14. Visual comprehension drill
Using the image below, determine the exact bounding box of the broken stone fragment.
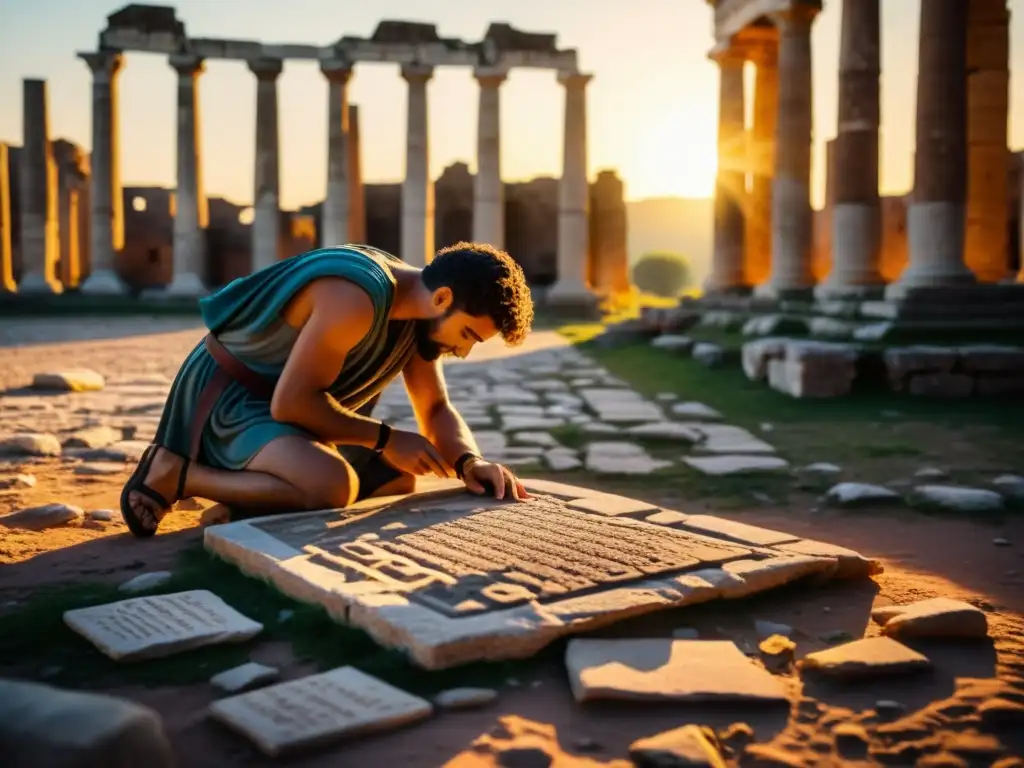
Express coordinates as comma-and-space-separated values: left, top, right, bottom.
824, 482, 902, 507
0, 502, 84, 530
0, 432, 62, 457
629, 724, 726, 768
433, 687, 498, 710
908, 485, 1005, 513
0, 678, 174, 767
118, 571, 173, 594
0, 473, 36, 489
31, 368, 106, 392
565, 638, 787, 704
63, 425, 121, 449
870, 597, 989, 640
798, 637, 931, 679
209, 662, 280, 694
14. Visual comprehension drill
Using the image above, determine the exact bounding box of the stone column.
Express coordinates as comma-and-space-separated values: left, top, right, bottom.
817, 0, 883, 298
348, 104, 366, 242
747, 40, 778, 287
705, 48, 747, 294
473, 69, 506, 248
78, 51, 126, 294
57, 172, 82, 289
168, 53, 207, 295
401, 64, 434, 267
249, 58, 283, 272
0, 143, 14, 293
321, 59, 352, 248
19, 79, 61, 294
964, 0, 1010, 282
886, 0, 973, 298
548, 72, 596, 308
756, 5, 818, 298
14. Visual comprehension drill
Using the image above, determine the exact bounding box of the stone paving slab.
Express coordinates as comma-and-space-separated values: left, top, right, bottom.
204, 481, 881, 670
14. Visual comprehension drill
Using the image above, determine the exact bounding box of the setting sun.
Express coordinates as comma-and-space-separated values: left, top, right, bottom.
627, 117, 718, 200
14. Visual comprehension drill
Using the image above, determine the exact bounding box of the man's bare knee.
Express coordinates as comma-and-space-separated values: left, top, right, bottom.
304, 462, 359, 510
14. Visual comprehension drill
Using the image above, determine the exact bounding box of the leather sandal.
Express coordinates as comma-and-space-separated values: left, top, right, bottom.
119, 444, 190, 538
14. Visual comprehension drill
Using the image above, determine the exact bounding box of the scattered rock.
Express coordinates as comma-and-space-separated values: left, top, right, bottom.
433, 687, 498, 710
692, 343, 726, 367
0, 432, 62, 457
31, 368, 106, 392
908, 485, 1004, 513
0, 473, 36, 489
0, 502, 84, 530
875, 700, 906, 721
209, 662, 280, 694
63, 425, 121, 449
74, 461, 126, 476
88, 509, 115, 521
799, 637, 931, 679
801, 462, 842, 475
118, 571, 173, 594
914, 467, 949, 480
683, 455, 789, 476
759, 635, 796, 673
629, 724, 726, 768
651, 334, 694, 353
992, 474, 1024, 501
669, 402, 722, 421
993, 537, 1011, 547
871, 597, 989, 640
0, 678, 174, 767
824, 482, 902, 507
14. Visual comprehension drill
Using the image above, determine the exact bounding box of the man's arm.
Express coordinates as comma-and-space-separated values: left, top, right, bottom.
403, 352, 480, 466
270, 278, 384, 447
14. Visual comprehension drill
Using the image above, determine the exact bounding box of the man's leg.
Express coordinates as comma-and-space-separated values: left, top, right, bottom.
338, 393, 417, 501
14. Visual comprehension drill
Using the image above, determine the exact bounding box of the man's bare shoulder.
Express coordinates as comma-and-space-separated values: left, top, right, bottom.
283, 277, 376, 350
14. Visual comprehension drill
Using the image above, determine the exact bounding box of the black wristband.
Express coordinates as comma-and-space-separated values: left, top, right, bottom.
373, 422, 392, 453
454, 451, 482, 480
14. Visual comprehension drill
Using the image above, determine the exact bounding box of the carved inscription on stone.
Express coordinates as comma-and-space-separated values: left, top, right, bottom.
63, 590, 263, 661
208, 666, 433, 757
257, 497, 753, 618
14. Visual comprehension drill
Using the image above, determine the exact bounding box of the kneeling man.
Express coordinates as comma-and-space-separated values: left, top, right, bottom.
121, 242, 533, 538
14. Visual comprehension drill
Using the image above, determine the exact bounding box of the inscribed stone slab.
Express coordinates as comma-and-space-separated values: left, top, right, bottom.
63, 590, 263, 661
204, 487, 869, 670
208, 666, 432, 756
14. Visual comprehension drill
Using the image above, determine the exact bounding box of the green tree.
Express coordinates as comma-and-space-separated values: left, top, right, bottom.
631, 252, 692, 298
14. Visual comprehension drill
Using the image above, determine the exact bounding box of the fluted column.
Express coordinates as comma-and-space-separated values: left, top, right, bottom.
0, 143, 13, 293
747, 40, 778, 287
167, 53, 207, 295
78, 51, 126, 294
401, 64, 434, 267
348, 104, 366, 242
548, 72, 596, 307
321, 59, 352, 248
473, 68, 506, 248
887, 0, 973, 298
249, 58, 282, 272
817, 0, 883, 297
964, 0, 1010, 282
756, 5, 818, 298
705, 48, 747, 294
19, 79, 61, 294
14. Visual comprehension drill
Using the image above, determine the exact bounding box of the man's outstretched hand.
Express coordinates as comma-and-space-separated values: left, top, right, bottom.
463, 458, 530, 501
381, 430, 455, 478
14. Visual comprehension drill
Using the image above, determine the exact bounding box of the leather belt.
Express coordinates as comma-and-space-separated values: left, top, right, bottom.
188, 334, 278, 461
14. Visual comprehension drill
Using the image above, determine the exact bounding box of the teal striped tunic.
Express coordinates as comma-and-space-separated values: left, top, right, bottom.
155, 246, 416, 470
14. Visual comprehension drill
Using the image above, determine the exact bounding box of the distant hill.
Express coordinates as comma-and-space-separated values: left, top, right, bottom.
626, 196, 713, 286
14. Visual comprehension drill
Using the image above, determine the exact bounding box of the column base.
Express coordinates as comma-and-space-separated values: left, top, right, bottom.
79, 269, 128, 295
702, 279, 752, 298
18, 273, 63, 295
753, 281, 814, 301
886, 202, 975, 300
544, 280, 600, 318
163, 272, 208, 297
813, 281, 885, 300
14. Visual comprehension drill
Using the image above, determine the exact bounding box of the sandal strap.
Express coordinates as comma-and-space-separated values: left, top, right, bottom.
175, 457, 190, 502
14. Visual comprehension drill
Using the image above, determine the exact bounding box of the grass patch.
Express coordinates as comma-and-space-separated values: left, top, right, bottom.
0, 544, 555, 693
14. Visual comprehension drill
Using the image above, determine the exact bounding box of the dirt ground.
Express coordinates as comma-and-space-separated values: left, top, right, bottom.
1, 318, 1023, 767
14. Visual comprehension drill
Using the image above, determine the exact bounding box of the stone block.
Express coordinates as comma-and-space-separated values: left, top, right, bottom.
798, 637, 932, 679
871, 597, 989, 640
565, 638, 787, 704
958, 345, 1024, 373
741, 337, 789, 380
774, 539, 883, 579
63, 590, 263, 661
208, 667, 432, 757
768, 358, 853, 399
683, 455, 789, 476
906, 373, 974, 397
884, 346, 960, 390
0, 678, 174, 768
204, 486, 862, 670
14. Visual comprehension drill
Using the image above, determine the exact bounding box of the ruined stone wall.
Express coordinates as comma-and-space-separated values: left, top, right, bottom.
119, 187, 173, 289
588, 170, 629, 294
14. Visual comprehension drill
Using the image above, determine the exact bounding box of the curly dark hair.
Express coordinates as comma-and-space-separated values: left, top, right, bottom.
422, 241, 534, 346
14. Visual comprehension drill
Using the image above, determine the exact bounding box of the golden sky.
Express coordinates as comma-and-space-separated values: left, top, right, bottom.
1, 0, 1021, 209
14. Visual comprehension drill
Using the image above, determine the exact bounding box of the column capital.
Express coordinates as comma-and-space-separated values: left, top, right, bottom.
320, 59, 353, 83
248, 57, 283, 80
77, 50, 125, 80
769, 3, 820, 33
401, 64, 434, 83
473, 67, 508, 87
708, 45, 747, 68
557, 71, 593, 89
169, 53, 205, 77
